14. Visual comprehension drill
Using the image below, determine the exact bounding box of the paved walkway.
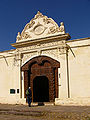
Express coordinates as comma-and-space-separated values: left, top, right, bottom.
0, 104, 90, 120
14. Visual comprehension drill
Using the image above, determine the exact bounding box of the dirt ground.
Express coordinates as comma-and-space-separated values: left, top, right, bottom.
0, 104, 90, 120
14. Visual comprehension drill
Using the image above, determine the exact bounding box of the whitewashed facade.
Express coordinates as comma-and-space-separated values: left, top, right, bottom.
0, 12, 90, 105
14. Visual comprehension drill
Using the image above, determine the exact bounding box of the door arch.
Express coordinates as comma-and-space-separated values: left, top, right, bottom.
21, 55, 60, 102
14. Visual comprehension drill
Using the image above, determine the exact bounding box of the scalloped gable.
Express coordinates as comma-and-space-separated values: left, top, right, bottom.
16, 11, 65, 43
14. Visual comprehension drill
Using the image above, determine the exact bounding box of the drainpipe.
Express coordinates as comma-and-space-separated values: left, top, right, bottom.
0, 55, 8, 66
66, 47, 70, 98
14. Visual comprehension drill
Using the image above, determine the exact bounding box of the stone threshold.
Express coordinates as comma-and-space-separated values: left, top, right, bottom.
31, 102, 55, 106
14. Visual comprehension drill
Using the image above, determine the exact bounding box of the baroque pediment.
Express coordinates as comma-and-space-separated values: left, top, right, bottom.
16, 11, 65, 42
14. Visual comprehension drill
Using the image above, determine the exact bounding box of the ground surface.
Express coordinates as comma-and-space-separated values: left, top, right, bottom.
0, 104, 90, 120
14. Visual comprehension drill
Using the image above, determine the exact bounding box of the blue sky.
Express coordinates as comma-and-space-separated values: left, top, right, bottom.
0, 0, 90, 51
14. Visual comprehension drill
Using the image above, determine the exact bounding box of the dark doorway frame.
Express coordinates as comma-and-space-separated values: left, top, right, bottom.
21, 55, 60, 102
33, 76, 49, 102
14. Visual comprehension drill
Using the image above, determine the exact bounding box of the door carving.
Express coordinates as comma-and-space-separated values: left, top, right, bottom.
21, 55, 60, 102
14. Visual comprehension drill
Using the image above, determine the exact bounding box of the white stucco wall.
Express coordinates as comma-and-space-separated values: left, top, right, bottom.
0, 50, 21, 104
55, 38, 90, 105
1, 37, 90, 105
67, 39, 90, 98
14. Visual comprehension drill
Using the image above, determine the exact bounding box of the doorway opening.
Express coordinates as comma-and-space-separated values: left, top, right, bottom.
33, 76, 49, 102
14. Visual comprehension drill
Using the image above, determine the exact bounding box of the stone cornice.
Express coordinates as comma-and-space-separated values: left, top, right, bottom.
11, 33, 71, 48
67, 37, 90, 48
66, 37, 90, 42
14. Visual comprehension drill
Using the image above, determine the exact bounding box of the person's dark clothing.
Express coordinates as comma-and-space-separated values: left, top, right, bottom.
27, 96, 32, 107
26, 88, 32, 107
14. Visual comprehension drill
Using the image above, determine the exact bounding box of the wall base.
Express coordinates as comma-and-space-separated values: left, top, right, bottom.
55, 98, 90, 106
0, 97, 26, 105
1, 97, 90, 106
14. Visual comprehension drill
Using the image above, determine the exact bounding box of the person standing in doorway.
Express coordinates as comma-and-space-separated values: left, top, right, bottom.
26, 87, 32, 107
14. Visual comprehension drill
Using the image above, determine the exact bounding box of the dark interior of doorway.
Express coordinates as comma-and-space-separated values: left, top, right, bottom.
33, 76, 49, 102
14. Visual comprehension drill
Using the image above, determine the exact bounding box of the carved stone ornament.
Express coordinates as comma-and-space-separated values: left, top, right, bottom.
16, 11, 66, 42
16, 32, 21, 41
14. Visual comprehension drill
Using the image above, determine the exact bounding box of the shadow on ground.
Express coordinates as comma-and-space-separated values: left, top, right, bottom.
0, 104, 90, 120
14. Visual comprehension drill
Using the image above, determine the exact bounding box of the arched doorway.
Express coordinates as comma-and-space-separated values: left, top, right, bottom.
21, 55, 60, 102
33, 76, 49, 102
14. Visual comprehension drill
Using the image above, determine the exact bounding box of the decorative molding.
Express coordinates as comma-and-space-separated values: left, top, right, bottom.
42, 49, 59, 59
22, 52, 37, 64
12, 49, 21, 67
37, 50, 42, 56
21, 47, 66, 65
16, 11, 65, 42
14, 40, 67, 65
18, 40, 66, 52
